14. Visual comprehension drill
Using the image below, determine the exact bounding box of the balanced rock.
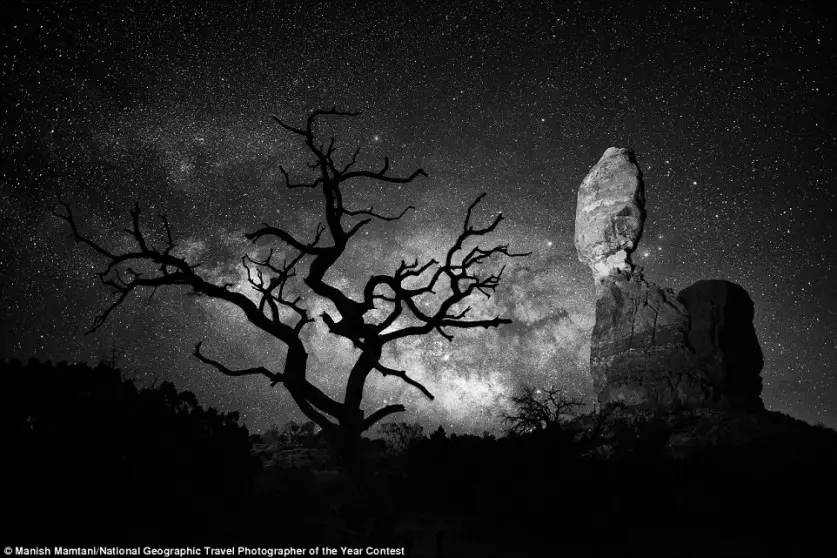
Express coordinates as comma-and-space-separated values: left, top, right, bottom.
576, 148, 764, 412
574, 147, 646, 286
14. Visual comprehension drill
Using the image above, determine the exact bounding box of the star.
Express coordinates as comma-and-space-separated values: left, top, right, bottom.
0, 0, 833, 433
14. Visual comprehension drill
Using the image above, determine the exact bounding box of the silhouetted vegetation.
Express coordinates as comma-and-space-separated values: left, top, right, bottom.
263, 419, 320, 448
55, 108, 529, 461
398, 406, 837, 555
4, 357, 837, 554
244, 402, 837, 554
502, 384, 585, 436
2, 358, 258, 545
377, 421, 425, 455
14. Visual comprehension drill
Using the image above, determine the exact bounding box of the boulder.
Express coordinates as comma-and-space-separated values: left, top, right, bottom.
574, 147, 646, 287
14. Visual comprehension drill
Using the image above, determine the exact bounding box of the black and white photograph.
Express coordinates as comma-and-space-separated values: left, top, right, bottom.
2, 1, 835, 556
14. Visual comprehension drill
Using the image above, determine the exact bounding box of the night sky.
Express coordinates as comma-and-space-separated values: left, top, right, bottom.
2, 0, 835, 434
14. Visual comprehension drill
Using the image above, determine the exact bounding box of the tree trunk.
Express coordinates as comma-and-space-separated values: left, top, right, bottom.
335, 347, 380, 463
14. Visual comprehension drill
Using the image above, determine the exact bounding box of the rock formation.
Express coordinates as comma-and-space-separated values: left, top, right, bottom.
679, 280, 764, 410
575, 148, 763, 411
591, 273, 713, 408
574, 147, 645, 288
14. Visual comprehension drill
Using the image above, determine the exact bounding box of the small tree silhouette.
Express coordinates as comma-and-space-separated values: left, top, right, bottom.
55, 107, 528, 460
378, 421, 424, 455
274, 420, 318, 447
502, 384, 585, 436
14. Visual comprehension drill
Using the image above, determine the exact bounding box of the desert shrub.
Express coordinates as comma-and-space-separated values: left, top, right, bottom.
377, 421, 424, 455
263, 420, 320, 448
1, 358, 259, 544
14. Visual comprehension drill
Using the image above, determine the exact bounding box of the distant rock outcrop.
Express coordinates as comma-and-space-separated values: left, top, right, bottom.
575, 148, 764, 411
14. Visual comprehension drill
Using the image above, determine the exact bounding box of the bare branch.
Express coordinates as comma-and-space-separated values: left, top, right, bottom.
124, 202, 150, 252
158, 214, 175, 257
323, 136, 336, 160
242, 247, 315, 331
374, 193, 529, 344
435, 326, 454, 342
342, 156, 428, 184
447, 305, 471, 320
273, 108, 362, 142
52, 196, 117, 261
344, 204, 415, 222
375, 299, 403, 332
372, 292, 397, 303
397, 257, 438, 279
362, 404, 407, 431
279, 165, 324, 189
440, 317, 511, 330
308, 106, 363, 125
244, 222, 329, 255
194, 341, 284, 386
57, 197, 305, 346
375, 362, 435, 400
345, 217, 373, 239
271, 115, 307, 137
340, 147, 361, 174
89, 285, 133, 334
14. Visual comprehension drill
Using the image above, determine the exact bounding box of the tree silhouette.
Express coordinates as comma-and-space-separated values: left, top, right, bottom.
55, 107, 528, 460
502, 384, 585, 436
378, 421, 424, 455
274, 420, 319, 448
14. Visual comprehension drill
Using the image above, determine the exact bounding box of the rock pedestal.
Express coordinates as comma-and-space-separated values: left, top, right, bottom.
575, 148, 764, 411
591, 273, 714, 407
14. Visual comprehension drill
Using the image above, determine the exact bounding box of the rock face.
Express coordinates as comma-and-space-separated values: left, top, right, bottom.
576, 148, 764, 411
591, 273, 714, 407
574, 147, 646, 286
679, 280, 764, 411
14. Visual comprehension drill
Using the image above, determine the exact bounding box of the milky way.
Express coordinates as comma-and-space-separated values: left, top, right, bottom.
2, 1, 834, 432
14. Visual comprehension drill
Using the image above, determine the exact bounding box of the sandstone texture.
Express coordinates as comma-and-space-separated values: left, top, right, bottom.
591, 273, 714, 408
576, 148, 764, 412
574, 147, 646, 285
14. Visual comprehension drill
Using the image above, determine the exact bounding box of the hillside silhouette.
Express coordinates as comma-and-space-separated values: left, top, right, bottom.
2, 358, 258, 545
4, 357, 836, 555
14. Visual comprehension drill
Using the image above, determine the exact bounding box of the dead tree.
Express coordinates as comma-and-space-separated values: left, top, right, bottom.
503, 385, 585, 436
55, 107, 529, 460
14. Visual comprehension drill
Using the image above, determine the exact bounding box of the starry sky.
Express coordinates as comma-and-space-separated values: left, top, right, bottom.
2, 0, 835, 433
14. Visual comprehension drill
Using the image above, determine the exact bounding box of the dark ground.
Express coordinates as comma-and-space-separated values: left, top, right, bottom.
4, 359, 836, 557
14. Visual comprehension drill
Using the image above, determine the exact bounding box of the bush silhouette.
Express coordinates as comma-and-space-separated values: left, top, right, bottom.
2, 358, 259, 544
377, 421, 424, 455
